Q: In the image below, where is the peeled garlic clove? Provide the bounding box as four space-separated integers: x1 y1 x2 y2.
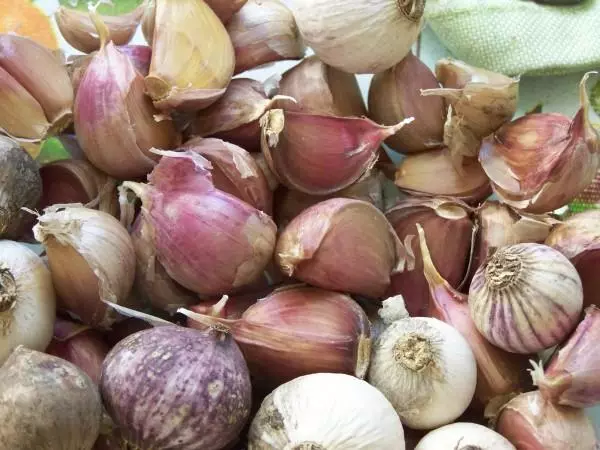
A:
369 52 445 153
530 306 600 408
422 58 519 165
187 78 279 152
479 72 599 214
291 0 424 74
33 206 137 328
0 136 42 239
385 197 474 317
145 0 235 111
121 150 277 296
40 159 118 217
130 215 198 314
469 243 583 354
261 109 412 195
75 24 180 179
227 0 303 75
183 137 273 214
395 148 492 204
276 55 366 116
0 34 74 140
276 198 410 298
546 210 600 307
496 390 597 450
55 6 144 54
274 169 385 228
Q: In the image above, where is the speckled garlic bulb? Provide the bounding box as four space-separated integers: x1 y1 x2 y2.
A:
368 317 477 430
469 243 583 354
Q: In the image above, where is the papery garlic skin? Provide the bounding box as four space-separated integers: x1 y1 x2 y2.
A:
0 34 74 140
33 207 136 328
291 0 424 74
248 373 405 449
415 422 515 450
228 0 304 75
469 243 583 354
145 0 235 111
55 6 144 54
0 241 55 365
368 317 477 430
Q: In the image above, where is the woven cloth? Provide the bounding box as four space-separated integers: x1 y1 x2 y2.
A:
424 0 600 77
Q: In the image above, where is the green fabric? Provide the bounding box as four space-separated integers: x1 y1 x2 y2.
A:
424 0 600 76
58 0 143 15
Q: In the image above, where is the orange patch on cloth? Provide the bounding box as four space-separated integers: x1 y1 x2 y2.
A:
0 0 58 49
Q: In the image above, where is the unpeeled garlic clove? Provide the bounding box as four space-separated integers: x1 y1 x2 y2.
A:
182 137 273 214
261 109 413 195
385 197 474 317
205 0 248 23
276 198 411 298
0 34 74 140
187 78 282 152
55 6 144 54
394 148 492 204
276 55 366 117
369 52 445 153
274 169 385 228
227 0 304 75
421 58 519 166
479 72 600 214
145 0 235 111
74 15 180 179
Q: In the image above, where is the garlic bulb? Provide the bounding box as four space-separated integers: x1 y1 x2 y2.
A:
469 243 583 354
291 0 424 74
0 241 55 365
368 317 477 430
415 423 515 450
248 373 405 449
33 206 137 328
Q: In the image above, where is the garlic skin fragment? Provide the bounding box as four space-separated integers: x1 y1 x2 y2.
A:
227 0 304 75
368 317 477 430
291 0 424 74
248 373 405 450
415 422 515 450
0 34 74 140
33 207 137 329
469 243 583 354
145 0 235 111
55 6 144 54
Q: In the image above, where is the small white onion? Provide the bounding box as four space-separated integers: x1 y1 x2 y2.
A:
248 372 405 449
368 317 477 430
290 0 424 74
415 422 515 450
0 241 55 365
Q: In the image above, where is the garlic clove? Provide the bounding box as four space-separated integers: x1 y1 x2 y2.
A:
469 243 583 354
206 0 248 23
33 206 138 329
55 6 144 54
394 148 492 204
546 209 600 308
74 22 180 179
385 197 474 317
479 72 600 214
141 0 155 44
421 58 519 166
227 0 304 74
0 34 74 140
369 52 445 153
261 109 413 195
182 137 273 214
145 0 235 112
276 198 411 298
186 78 280 152
276 55 366 117
291 0 425 74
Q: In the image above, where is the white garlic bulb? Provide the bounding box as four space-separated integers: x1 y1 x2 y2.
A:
469 243 583 354
415 422 515 450
290 0 424 74
248 372 405 449
368 317 477 430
